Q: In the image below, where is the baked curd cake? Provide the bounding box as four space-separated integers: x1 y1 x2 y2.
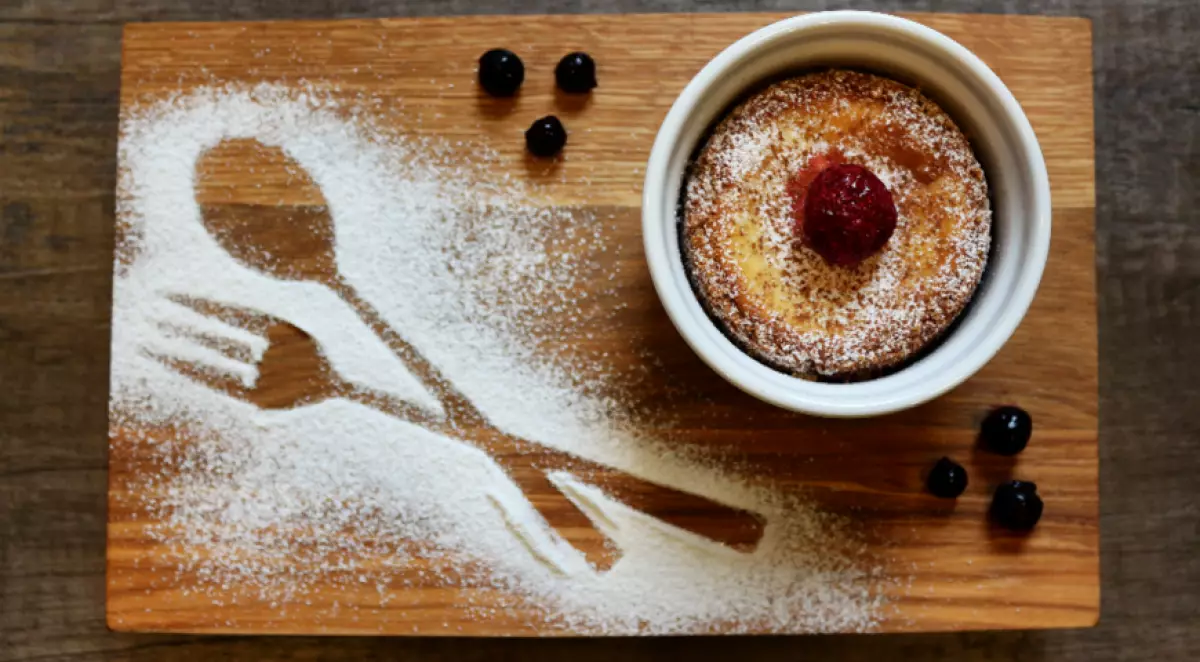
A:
682 69 991 380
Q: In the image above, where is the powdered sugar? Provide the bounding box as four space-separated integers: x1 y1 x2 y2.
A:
684 70 991 378
111 83 887 634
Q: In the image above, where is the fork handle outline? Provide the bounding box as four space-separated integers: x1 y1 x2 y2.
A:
326 276 764 560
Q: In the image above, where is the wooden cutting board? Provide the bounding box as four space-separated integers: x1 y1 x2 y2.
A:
108 12 1097 635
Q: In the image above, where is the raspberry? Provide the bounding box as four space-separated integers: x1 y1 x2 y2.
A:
798 163 897 267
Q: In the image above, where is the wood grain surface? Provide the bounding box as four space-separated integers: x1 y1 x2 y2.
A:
105 11 1098 637
3 0 1199 660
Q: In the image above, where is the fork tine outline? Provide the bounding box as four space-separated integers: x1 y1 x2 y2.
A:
166 293 275 338
146 349 255 402
153 294 446 422
153 319 261 364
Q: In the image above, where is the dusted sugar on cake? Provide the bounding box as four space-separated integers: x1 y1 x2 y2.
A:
683 69 991 380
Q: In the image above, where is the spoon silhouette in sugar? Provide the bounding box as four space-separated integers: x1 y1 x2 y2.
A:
193 138 766 569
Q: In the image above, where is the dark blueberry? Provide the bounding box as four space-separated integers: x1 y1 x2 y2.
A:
555 52 597 93
525 115 567 157
990 480 1044 531
926 457 968 498
980 406 1032 455
478 49 524 97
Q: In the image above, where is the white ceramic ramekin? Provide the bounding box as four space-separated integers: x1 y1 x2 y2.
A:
642 11 1051 417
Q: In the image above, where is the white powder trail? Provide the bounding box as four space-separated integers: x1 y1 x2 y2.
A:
111 83 886 634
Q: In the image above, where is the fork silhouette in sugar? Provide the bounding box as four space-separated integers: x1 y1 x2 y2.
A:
159 138 764 570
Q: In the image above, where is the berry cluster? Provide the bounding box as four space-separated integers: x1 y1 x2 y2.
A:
926 406 1043 532
478 49 597 158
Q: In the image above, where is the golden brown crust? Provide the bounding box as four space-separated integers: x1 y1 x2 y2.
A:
683 70 991 380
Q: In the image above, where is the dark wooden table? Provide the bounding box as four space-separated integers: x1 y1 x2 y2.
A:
1 1 1196 660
